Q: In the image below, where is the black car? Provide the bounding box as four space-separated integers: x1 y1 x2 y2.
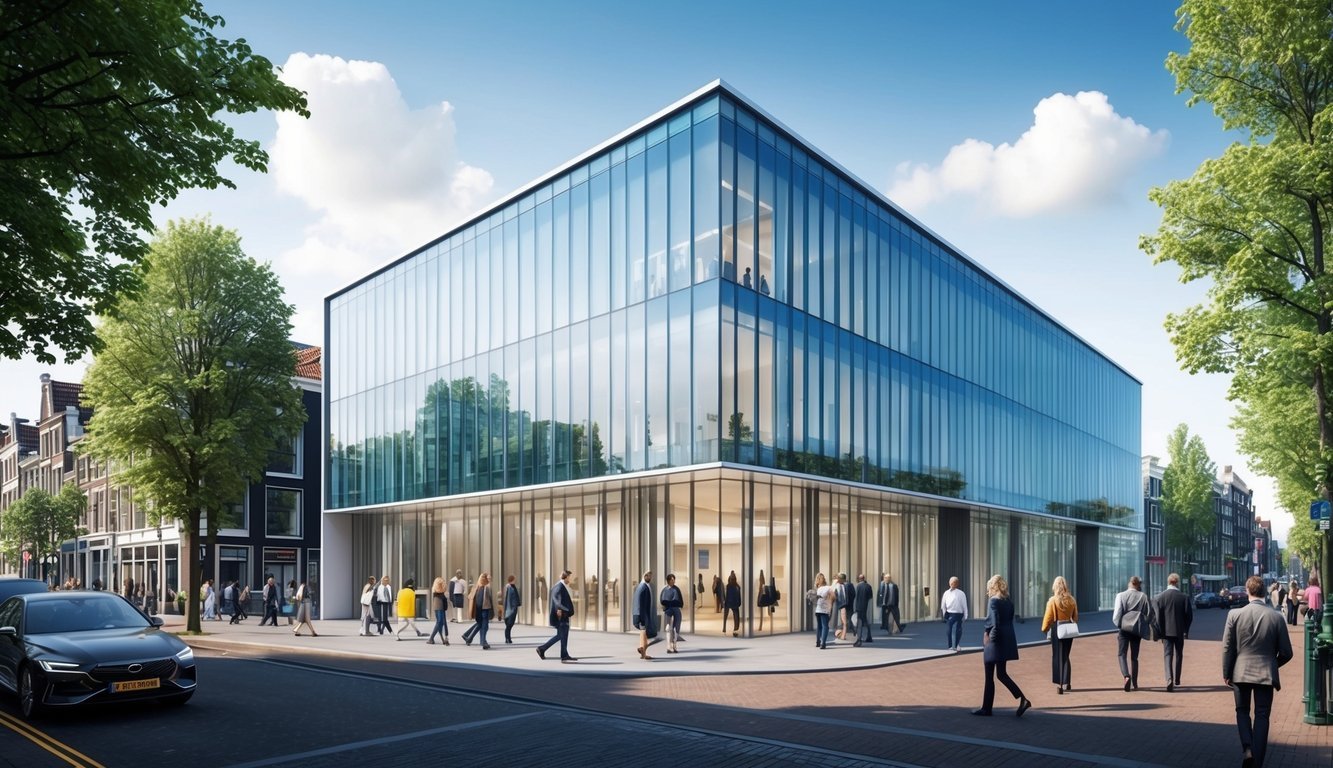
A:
0 579 48 603
0 591 196 718
1193 592 1225 609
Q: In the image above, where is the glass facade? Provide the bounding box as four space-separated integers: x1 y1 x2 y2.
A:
324 83 1142 627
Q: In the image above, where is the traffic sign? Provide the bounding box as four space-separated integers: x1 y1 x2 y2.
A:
1311 500 1331 521
1323 520 1331 531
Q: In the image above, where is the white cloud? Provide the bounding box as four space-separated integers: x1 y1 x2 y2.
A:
888 91 1167 217
270 53 494 283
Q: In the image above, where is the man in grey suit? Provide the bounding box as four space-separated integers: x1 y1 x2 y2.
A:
1223 574 1293 768
853 574 874 646
537 569 577 662
1153 572 1193 691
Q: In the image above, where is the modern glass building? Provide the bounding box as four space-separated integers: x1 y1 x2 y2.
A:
322 81 1142 633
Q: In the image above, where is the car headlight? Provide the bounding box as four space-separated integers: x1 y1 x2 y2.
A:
38 659 81 673
176 646 194 664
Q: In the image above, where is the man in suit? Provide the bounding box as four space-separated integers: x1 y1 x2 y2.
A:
537 569 577 662
1223 574 1293 768
260 576 279 626
834 573 855 640
632 570 659 660
1153 572 1193 691
878 573 904 634
374 576 394 635
853 574 874 646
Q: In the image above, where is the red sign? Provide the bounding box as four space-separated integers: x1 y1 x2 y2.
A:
21 551 29 563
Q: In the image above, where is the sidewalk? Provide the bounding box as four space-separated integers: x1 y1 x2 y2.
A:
169 609 1096 677
171 607 1333 767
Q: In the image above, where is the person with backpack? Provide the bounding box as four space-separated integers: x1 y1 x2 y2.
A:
1112 575 1153 691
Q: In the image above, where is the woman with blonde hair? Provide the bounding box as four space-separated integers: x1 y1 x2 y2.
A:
428 577 450 645
813 573 835 649
1041 575 1079 694
973 574 1031 717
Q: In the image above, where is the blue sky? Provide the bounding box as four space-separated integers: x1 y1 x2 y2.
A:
3 3 1284 540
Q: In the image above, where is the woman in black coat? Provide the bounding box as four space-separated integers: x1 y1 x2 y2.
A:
723 571 742 636
974 574 1032 717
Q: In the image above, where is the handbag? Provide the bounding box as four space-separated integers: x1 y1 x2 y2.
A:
360 590 373 607
1056 619 1080 640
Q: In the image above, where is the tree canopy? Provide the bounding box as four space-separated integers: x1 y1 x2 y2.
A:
1161 424 1217 576
80 217 304 632
0 0 307 363
1144 0 1333 592
0 485 86 580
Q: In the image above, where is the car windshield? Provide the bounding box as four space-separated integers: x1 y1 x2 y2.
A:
25 596 149 634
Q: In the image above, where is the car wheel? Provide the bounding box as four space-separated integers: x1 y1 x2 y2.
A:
18 666 42 720
163 691 193 708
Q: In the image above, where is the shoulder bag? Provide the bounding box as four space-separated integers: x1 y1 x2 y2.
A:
1053 598 1080 639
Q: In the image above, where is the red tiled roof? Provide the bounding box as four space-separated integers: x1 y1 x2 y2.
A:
295 346 322 380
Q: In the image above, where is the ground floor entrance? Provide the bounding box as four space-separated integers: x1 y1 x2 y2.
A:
321 466 1142 634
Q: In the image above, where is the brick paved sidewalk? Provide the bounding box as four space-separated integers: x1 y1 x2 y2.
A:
181 605 1333 766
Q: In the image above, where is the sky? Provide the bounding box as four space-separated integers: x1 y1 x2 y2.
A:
1 2 1290 542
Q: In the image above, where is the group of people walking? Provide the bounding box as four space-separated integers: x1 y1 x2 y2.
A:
359 571 523 652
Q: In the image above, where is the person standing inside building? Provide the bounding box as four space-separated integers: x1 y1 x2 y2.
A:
374 576 394 634
723 571 742 637
292 579 318 637
358 576 376 636
1112 576 1152 691
756 569 774 631
450 570 468 623
813 573 834 649
1041 576 1079 694
260 576 280 627
972 574 1032 718
1223 574 1294 768
853 574 874 646
660 573 684 654
1153 572 1193 691
537 570 577 662
941 576 968 651
632 570 658 660
502 574 520 644
712 574 723 613
462 572 494 649
394 579 424 640
427 576 450 645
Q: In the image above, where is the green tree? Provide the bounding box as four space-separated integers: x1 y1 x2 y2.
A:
80 218 304 633
1143 0 1333 635
0 485 86 580
0 0 308 363
1161 424 1216 583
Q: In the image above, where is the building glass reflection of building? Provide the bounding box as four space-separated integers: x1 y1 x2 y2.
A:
322 81 1142 633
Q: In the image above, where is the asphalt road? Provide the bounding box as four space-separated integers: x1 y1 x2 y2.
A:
0 649 906 768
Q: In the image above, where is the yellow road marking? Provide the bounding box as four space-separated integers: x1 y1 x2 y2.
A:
0 709 106 768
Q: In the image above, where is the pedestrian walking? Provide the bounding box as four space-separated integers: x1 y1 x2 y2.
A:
756 569 775 631
285 580 298 625
502 574 520 644
1286 580 1300 625
292 579 318 636
462 572 494 649
1305 575 1323 625
450 569 467 623
712 574 723 613
813 573 834 649
834 573 854 640
536 570 577 662
972 574 1032 718
878 573 904 634
202 579 218 621
723 571 742 637
1112 575 1153 691
374 576 393 634
428 576 450 645
941 576 968 651
853 574 874 646
394 579 425 640
1223 574 1294 768
1153 572 1193 691
260 576 280 626
633 571 660 659
1042 576 1079 694
660 573 684 653
358 576 376 635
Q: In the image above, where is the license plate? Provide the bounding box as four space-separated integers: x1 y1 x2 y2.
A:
111 678 161 693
